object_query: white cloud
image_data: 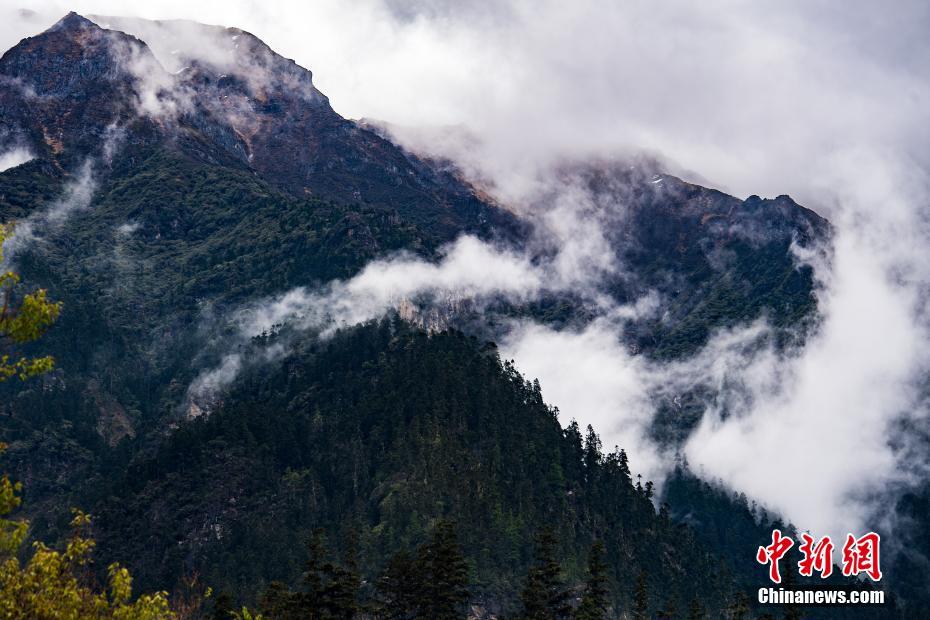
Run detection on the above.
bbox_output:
[1,160,97,269]
[0,146,32,172]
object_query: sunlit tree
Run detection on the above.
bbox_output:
[0,222,61,381]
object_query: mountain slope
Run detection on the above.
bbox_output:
[0,12,517,239]
[0,12,875,618]
[94,319,740,614]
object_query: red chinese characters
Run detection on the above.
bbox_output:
[757,530,883,583]
[756,529,794,583]
[798,533,834,578]
[841,532,882,581]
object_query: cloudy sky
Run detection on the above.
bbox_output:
[4,0,930,543]
[2,0,928,208]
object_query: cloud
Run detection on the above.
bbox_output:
[500,317,664,481]
[0,125,123,267]
[683,156,930,540]
[1,160,96,268]
[0,146,33,172]
[186,233,571,404]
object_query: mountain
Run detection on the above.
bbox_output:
[0,12,516,238]
[0,12,891,618]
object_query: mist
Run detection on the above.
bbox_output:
[0,160,96,269]
[4,0,930,546]
[0,147,32,173]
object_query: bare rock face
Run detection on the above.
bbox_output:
[84,379,135,447]
[397,294,473,333]
[0,13,161,168]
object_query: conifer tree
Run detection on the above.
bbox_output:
[375,549,420,619]
[417,519,469,619]
[583,425,603,474]
[261,529,361,619]
[781,560,802,620]
[687,597,706,620]
[519,528,571,619]
[632,571,649,620]
[575,541,610,620]
[259,582,294,619]
[657,594,678,619]
[318,533,361,619]
[726,591,750,620]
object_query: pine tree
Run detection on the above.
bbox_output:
[617,449,631,481]
[375,549,420,619]
[318,530,361,619]
[279,529,361,619]
[259,582,294,619]
[575,541,610,620]
[781,560,803,620]
[687,597,706,620]
[632,572,649,620]
[657,594,678,619]
[295,529,327,615]
[726,591,750,620]
[519,528,571,619]
[417,519,469,619]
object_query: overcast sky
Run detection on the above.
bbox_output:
[1,0,928,209]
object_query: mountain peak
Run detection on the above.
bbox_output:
[49,11,98,33]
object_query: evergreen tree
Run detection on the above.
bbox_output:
[657,594,678,619]
[519,529,571,619]
[264,529,360,619]
[575,541,610,620]
[781,560,802,620]
[726,591,750,620]
[260,582,294,619]
[417,519,470,619]
[632,572,649,620]
[687,597,706,620]
[583,426,603,474]
[295,529,328,615]
[375,549,420,619]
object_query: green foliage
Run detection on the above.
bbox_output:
[632,572,648,620]
[90,320,740,614]
[518,528,571,620]
[259,518,469,620]
[0,144,835,617]
[413,520,470,619]
[0,446,174,619]
[374,549,420,619]
[575,542,609,620]
[0,222,61,381]
[257,529,361,619]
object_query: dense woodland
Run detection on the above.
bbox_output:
[0,148,907,619]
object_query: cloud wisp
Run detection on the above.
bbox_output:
[0,146,33,173]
